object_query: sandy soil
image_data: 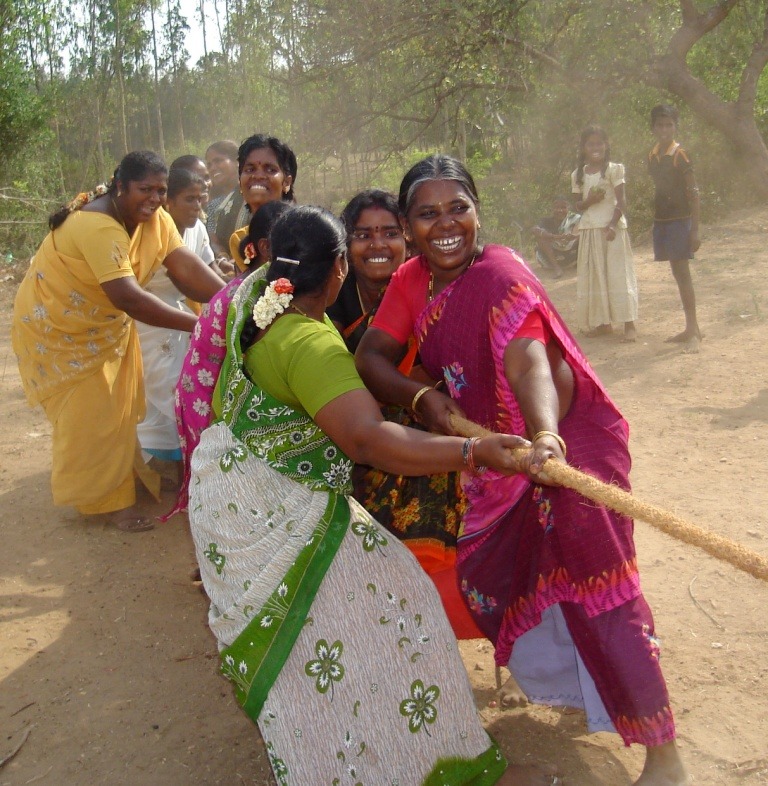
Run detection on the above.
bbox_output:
[1,208,767,785]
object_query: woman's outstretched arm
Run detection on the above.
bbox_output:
[101,277,198,332]
[163,246,226,302]
[503,337,573,477]
[314,387,527,477]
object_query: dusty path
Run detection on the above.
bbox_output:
[1,208,767,785]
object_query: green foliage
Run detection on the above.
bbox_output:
[2,0,768,258]
[0,2,46,177]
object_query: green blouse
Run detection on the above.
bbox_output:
[243,313,365,417]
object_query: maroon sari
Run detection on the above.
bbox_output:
[414,245,675,747]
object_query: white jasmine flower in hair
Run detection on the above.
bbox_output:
[252,278,295,329]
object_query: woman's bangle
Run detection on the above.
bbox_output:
[462,438,473,466]
[410,386,432,413]
[468,437,487,475]
[532,430,567,456]
[462,437,486,475]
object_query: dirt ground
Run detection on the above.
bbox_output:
[1,207,767,786]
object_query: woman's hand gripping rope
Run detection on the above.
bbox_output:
[448,413,768,584]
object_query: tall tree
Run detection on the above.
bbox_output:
[148,0,166,157]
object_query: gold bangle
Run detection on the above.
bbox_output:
[410,386,432,413]
[532,430,567,456]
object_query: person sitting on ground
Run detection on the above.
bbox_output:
[532,196,580,279]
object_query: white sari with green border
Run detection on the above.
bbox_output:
[189,276,507,785]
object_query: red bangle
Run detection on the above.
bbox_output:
[466,437,487,475]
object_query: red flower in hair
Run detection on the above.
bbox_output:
[244,242,257,261]
[273,278,294,295]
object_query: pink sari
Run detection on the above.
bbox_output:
[162,276,243,520]
[413,245,675,748]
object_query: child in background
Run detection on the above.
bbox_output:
[532,196,580,279]
[572,125,638,341]
[648,104,702,353]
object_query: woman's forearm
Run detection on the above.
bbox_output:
[356,329,422,409]
[101,277,198,332]
[314,389,522,477]
[164,246,225,302]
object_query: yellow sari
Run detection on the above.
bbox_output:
[12,209,184,513]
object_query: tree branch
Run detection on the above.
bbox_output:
[499,35,564,71]
[669,0,740,61]
[737,6,768,113]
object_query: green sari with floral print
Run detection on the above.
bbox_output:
[189,276,508,785]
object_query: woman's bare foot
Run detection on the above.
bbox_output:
[634,741,689,785]
[584,324,612,338]
[107,506,154,533]
[499,673,529,708]
[498,763,560,785]
[622,322,637,342]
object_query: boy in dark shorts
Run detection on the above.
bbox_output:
[648,104,702,352]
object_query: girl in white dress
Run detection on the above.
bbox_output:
[571,126,638,341]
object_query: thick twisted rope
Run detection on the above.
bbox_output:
[450,414,768,583]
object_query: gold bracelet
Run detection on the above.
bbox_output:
[532,430,567,456]
[410,386,433,413]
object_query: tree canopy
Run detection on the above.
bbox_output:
[3,0,768,256]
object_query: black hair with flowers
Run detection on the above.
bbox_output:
[48,150,167,231]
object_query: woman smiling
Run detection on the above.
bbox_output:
[12,151,223,532]
[329,189,481,638]
[227,134,297,270]
[356,154,689,785]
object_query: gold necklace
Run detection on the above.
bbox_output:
[290,302,309,318]
[428,252,478,302]
[355,282,367,314]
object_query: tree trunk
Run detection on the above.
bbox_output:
[114,1,129,155]
[648,0,768,198]
[199,0,208,59]
[149,2,166,158]
[166,0,185,149]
